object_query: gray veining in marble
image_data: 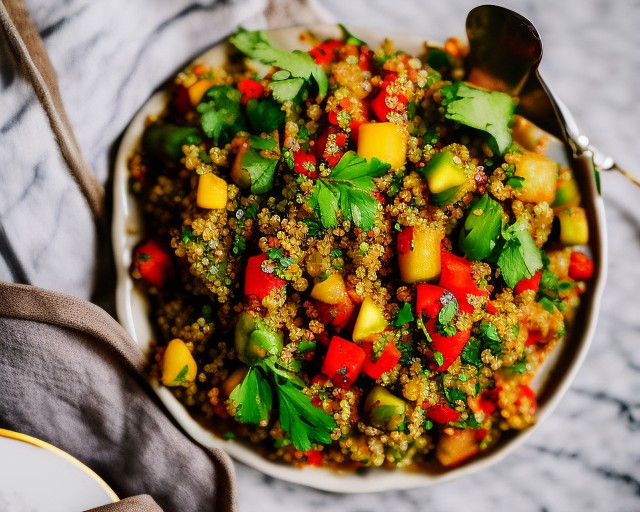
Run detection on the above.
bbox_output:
[1,0,639,510]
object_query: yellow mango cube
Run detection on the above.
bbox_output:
[514,151,558,204]
[188,79,216,106]
[310,272,348,305]
[161,339,197,386]
[357,122,408,170]
[197,173,228,209]
[352,297,388,342]
[397,226,443,283]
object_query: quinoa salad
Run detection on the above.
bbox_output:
[128,26,595,470]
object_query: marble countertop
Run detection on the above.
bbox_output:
[1,0,639,510]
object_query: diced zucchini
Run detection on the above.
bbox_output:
[557,206,589,245]
[421,150,466,206]
[364,386,407,430]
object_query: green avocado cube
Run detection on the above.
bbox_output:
[422,150,466,206]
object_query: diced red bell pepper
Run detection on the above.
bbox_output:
[525,329,544,346]
[362,338,401,379]
[396,226,414,256]
[244,254,286,300]
[371,72,408,121]
[568,251,594,281]
[358,48,373,71]
[171,84,192,115]
[514,270,542,295]
[416,283,448,319]
[313,126,348,167]
[427,318,471,371]
[237,78,263,104]
[426,403,460,424]
[321,336,366,388]
[515,384,537,416]
[293,151,318,179]
[302,449,323,466]
[309,39,343,65]
[485,301,498,315]
[314,298,355,331]
[439,248,488,313]
[134,239,174,288]
[478,389,498,415]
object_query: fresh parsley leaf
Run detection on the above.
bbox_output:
[308,152,389,231]
[247,134,277,150]
[230,28,328,100]
[434,351,445,367]
[508,356,528,374]
[240,144,280,195]
[440,82,515,155]
[507,176,525,189]
[396,338,414,365]
[302,218,323,237]
[461,337,482,367]
[229,367,273,424]
[444,386,467,405]
[478,322,502,355]
[459,193,503,261]
[246,99,285,134]
[436,297,458,337]
[298,340,316,353]
[498,223,543,288]
[393,303,415,327]
[276,381,336,451]
[197,85,247,145]
[269,77,307,102]
[338,23,366,46]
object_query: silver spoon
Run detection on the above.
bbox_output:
[466,5,639,187]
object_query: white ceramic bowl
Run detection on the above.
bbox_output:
[112,25,607,492]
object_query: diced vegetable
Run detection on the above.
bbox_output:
[397,226,444,283]
[415,283,447,319]
[421,150,466,206]
[552,177,581,209]
[428,318,471,371]
[237,78,264,104]
[310,272,348,305]
[514,269,542,295]
[568,251,594,281]
[362,338,401,379]
[425,403,460,424]
[514,151,558,204]
[436,428,481,467]
[133,239,173,288]
[364,386,407,430]
[141,123,202,163]
[314,298,355,331]
[357,122,408,170]
[161,338,198,386]
[439,249,488,313]
[352,297,388,342]
[558,207,589,246]
[370,73,408,123]
[244,254,286,300]
[188,79,216,106]
[197,173,228,209]
[321,336,366,388]
[221,367,249,397]
[234,312,283,365]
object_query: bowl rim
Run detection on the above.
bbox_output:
[112,24,608,493]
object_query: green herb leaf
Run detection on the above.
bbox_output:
[229,367,273,424]
[338,23,366,46]
[246,99,285,134]
[330,152,390,181]
[444,386,467,405]
[498,223,543,288]
[459,193,503,261]
[440,82,515,154]
[309,180,339,228]
[197,85,247,145]
[298,340,316,353]
[240,146,280,195]
[276,381,336,451]
[461,337,482,367]
[434,351,445,367]
[269,77,307,102]
[507,176,525,189]
[478,322,502,355]
[230,29,328,100]
[393,303,415,327]
[436,294,458,337]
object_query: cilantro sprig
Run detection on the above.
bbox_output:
[308,151,390,231]
[230,28,328,102]
[440,82,515,155]
[497,221,543,288]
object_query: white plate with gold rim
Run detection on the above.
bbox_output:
[112,24,607,492]
[0,429,118,511]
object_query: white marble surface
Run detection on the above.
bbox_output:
[1,0,639,511]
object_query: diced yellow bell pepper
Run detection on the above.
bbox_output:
[357,122,408,170]
[557,206,589,246]
[161,338,197,386]
[352,297,388,342]
[514,151,558,204]
[197,173,228,209]
[397,226,444,283]
[188,79,216,106]
[310,272,348,305]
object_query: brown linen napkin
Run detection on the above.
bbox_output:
[0,282,236,512]
[86,495,163,512]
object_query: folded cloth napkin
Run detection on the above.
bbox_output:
[0,282,236,511]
